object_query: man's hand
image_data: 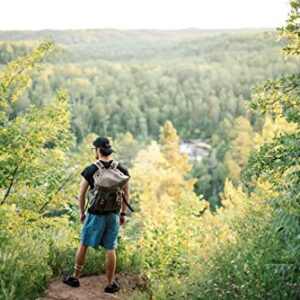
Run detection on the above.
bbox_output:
[120,215,126,225]
[80,213,86,224]
[120,180,130,226]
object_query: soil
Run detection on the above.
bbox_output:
[40,272,150,300]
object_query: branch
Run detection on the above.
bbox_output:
[1,164,19,205]
[38,169,79,214]
[264,82,300,108]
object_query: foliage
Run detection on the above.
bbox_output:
[0,41,80,300]
[122,124,204,291]
[279,0,300,56]
[242,1,300,280]
[0,39,58,120]
[1,30,299,143]
[0,9,300,300]
[113,132,145,167]
[224,116,256,185]
[2,28,299,206]
[127,2,300,299]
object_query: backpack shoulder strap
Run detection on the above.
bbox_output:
[93,160,105,170]
[110,160,119,170]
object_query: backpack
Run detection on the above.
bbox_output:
[87,160,132,214]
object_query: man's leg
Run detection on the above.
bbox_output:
[72,243,89,278]
[105,249,116,285]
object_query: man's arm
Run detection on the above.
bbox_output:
[79,177,89,223]
[121,180,130,214]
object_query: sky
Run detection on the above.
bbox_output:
[0,0,290,30]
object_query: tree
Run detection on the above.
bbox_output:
[224,116,256,185]
[243,0,300,283]
[159,120,192,176]
[0,40,74,214]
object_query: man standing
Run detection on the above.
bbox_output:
[63,136,130,294]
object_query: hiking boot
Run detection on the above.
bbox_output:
[104,280,121,293]
[62,275,80,287]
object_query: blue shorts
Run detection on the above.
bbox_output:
[80,212,120,250]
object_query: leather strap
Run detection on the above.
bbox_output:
[93,160,105,169]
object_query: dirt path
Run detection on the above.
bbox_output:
[41,272,149,300]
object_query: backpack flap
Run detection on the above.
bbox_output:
[92,160,129,189]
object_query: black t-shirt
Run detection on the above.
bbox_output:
[81,160,130,215]
[81,160,130,189]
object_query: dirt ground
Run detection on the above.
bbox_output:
[40,272,150,300]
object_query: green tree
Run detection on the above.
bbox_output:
[0,40,74,214]
[243,0,300,287]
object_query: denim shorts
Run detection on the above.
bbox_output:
[80,212,120,250]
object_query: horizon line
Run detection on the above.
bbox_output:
[0,26,281,32]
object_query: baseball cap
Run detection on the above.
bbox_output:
[93,136,116,155]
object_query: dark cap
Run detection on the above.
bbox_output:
[93,136,116,156]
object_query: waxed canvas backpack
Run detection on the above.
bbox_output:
[88,160,131,213]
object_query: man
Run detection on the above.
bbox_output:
[63,136,130,294]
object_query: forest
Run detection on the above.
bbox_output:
[0,1,299,299]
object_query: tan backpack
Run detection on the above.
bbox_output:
[87,160,132,214]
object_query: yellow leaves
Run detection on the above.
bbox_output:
[159,120,192,175]
[73,78,90,87]
[0,86,75,213]
[40,67,54,82]
[255,115,298,147]
[159,120,179,146]
[11,77,31,102]
[64,64,82,77]
[134,141,167,171]
[224,116,256,184]
[0,39,57,115]
[221,179,247,213]
[124,120,281,291]
[122,132,136,144]
[130,137,197,227]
